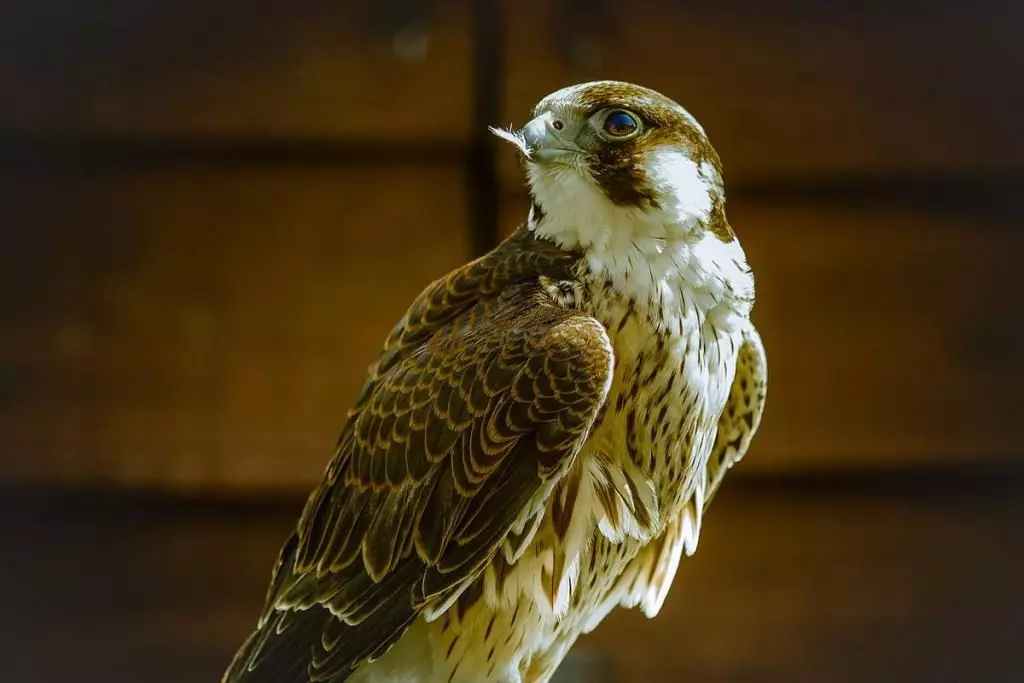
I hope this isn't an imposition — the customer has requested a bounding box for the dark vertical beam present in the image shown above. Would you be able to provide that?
[466,0,504,257]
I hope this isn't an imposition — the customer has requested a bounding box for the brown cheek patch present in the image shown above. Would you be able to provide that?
[588,143,660,209]
[588,128,722,215]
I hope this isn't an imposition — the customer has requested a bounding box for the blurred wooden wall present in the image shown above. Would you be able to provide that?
[2,0,1023,488]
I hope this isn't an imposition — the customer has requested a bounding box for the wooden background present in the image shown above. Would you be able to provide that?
[1,1,1022,681]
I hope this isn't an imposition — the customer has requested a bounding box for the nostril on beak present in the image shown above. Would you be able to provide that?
[551,119,565,131]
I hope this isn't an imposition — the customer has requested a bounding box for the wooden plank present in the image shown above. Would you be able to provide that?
[0,0,472,139]
[501,195,1024,470]
[4,480,1021,682]
[499,0,1024,185]
[736,200,1024,469]
[0,165,468,489]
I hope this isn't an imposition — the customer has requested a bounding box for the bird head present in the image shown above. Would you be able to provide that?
[492,80,735,252]
[492,80,752,314]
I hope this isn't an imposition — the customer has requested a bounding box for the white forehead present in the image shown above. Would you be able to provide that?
[535,80,706,136]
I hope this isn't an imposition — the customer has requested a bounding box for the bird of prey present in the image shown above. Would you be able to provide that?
[223,80,767,683]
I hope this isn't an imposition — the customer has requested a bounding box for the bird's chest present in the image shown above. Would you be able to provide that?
[587,290,740,511]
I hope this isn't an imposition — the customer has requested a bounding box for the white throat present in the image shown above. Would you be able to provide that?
[527,149,754,322]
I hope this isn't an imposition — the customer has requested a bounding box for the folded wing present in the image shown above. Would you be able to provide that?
[223,283,614,683]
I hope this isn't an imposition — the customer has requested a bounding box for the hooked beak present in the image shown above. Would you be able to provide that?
[489,112,583,161]
[521,112,584,162]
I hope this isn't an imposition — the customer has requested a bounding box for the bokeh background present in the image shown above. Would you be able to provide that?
[2,1,1023,681]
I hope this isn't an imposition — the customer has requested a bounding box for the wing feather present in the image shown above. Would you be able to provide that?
[223,274,612,683]
[705,325,767,510]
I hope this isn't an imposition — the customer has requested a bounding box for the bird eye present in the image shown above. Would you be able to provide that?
[600,110,641,140]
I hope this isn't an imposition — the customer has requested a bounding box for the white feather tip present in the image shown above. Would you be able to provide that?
[489,125,532,159]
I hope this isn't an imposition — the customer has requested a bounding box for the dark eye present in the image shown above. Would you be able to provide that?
[601,110,640,139]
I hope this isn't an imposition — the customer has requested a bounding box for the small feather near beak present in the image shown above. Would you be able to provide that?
[489,125,532,159]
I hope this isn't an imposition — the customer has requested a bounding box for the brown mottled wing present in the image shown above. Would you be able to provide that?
[223,283,612,683]
[704,324,767,510]
[612,323,766,620]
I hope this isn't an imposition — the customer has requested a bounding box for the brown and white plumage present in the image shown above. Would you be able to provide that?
[223,81,767,683]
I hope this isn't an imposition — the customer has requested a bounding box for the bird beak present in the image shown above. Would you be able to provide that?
[520,113,583,162]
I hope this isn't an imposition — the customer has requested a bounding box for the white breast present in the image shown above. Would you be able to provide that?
[523,141,754,550]
[527,147,754,320]
[584,284,742,537]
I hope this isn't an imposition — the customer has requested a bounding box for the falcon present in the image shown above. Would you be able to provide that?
[223,80,767,683]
